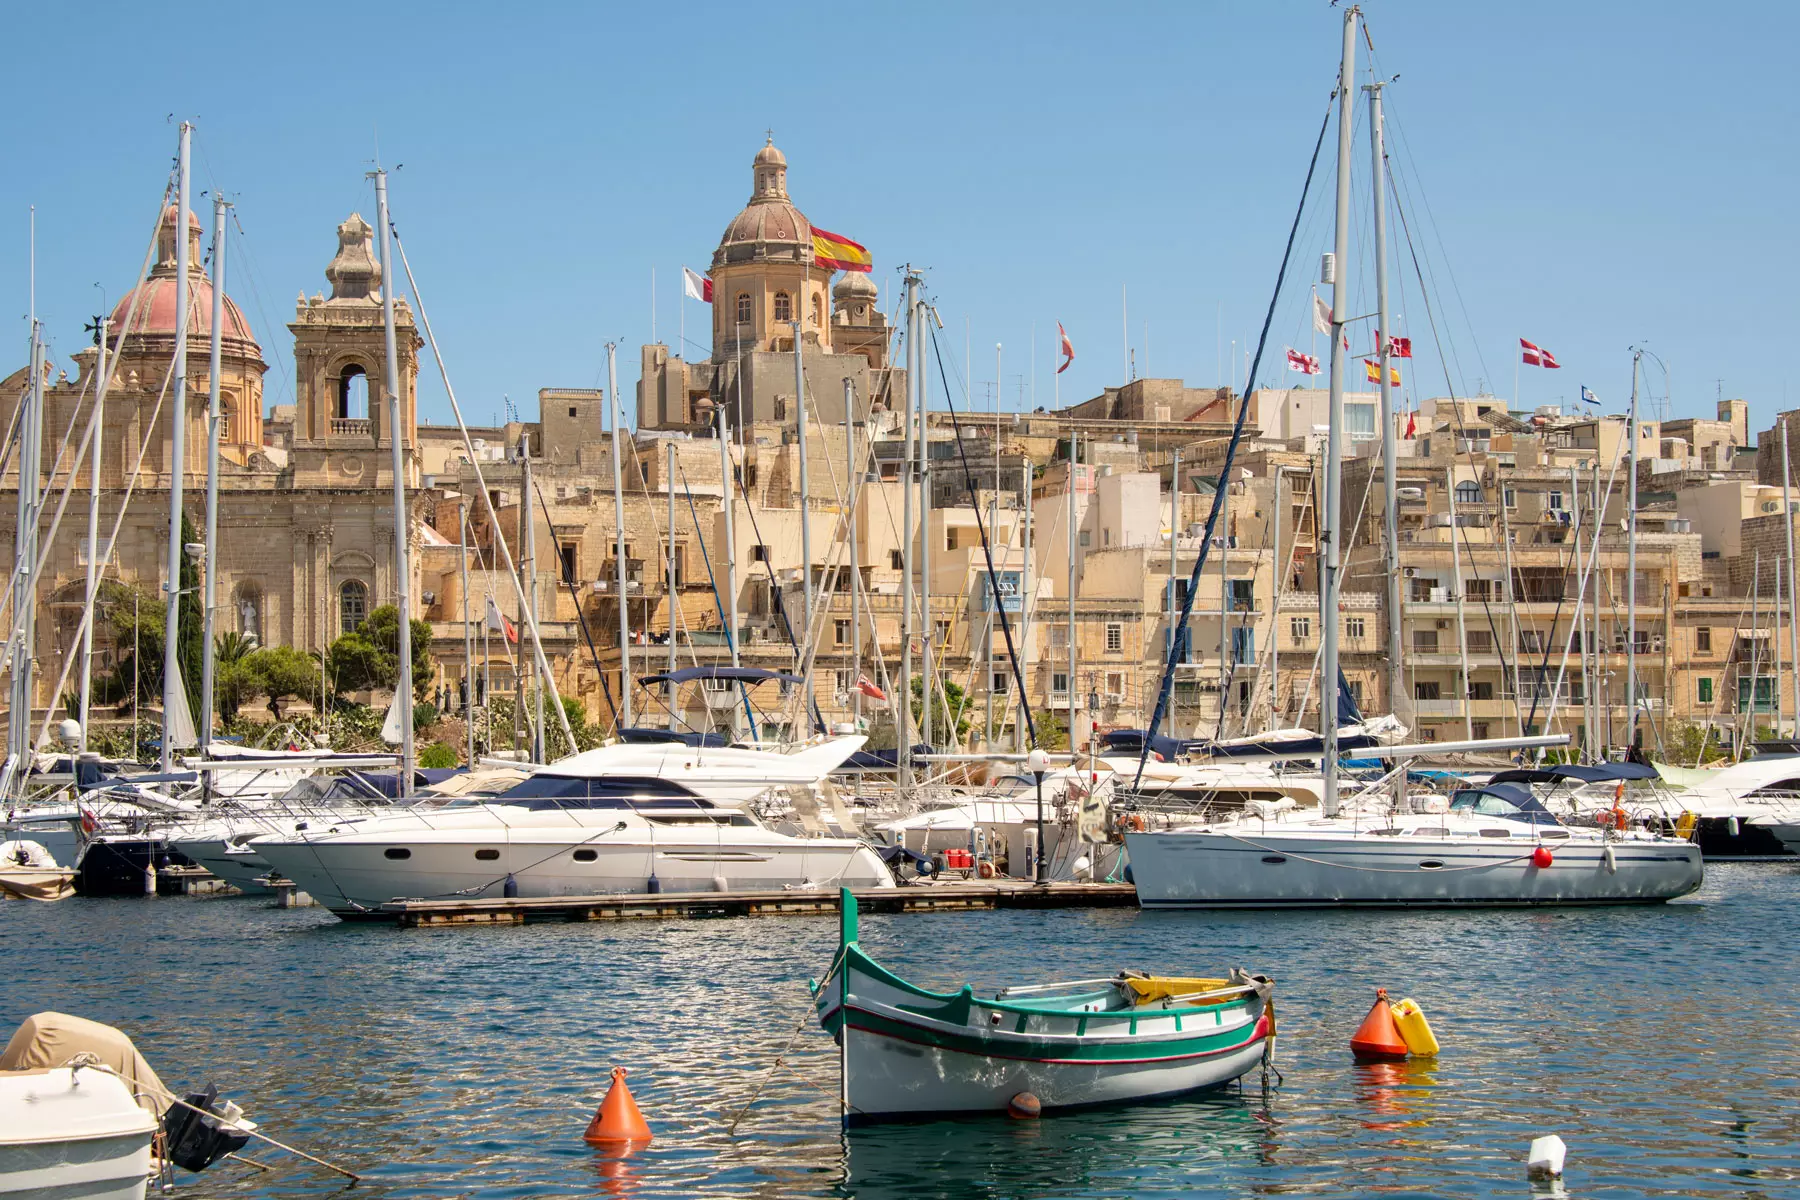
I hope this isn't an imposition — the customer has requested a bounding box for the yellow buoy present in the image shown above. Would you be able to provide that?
[1389,997,1440,1057]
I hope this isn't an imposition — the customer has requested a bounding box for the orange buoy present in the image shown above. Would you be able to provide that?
[1349,987,1409,1061]
[1008,1092,1042,1119]
[583,1067,653,1144]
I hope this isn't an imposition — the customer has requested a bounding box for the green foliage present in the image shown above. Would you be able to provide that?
[413,701,439,732]
[326,631,390,693]
[210,632,264,723]
[363,605,434,700]
[251,645,319,718]
[175,514,204,718]
[417,741,460,769]
[910,675,972,747]
[99,580,165,711]
[1030,712,1069,752]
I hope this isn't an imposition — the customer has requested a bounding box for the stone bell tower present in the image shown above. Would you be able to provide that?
[289,212,422,464]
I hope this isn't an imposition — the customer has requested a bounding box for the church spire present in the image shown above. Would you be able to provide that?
[752,135,788,200]
[324,212,382,301]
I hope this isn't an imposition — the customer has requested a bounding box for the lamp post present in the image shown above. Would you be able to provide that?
[1026,747,1050,884]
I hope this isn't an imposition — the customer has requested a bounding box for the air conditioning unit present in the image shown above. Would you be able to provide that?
[1103,692,1124,704]
[1397,487,1424,500]
[1650,636,1665,652]
[1436,619,1450,630]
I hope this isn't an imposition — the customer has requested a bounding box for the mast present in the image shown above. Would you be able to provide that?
[199,192,227,762]
[160,122,192,773]
[1368,78,1405,732]
[516,435,533,756]
[793,318,812,723]
[1217,483,1231,737]
[1067,431,1078,751]
[1626,351,1641,747]
[460,499,474,765]
[374,168,414,789]
[1320,6,1357,816]
[79,315,108,753]
[898,270,918,791]
[718,403,740,701]
[12,317,43,763]
[667,440,678,681]
[1447,466,1473,740]
[1271,465,1280,725]
[608,343,632,728]
[1785,417,1800,727]
[846,380,860,729]
[1017,458,1032,752]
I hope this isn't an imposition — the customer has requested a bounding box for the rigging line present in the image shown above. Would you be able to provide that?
[222,207,296,413]
[925,321,1036,749]
[388,223,576,754]
[1136,102,1335,789]
[676,460,757,734]
[528,475,615,736]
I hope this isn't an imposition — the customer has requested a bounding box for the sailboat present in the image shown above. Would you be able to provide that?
[1120,6,1702,908]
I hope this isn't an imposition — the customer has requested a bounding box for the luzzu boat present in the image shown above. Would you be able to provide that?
[811,889,1274,1122]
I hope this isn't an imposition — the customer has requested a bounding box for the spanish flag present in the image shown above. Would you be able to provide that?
[1364,359,1401,387]
[812,227,872,273]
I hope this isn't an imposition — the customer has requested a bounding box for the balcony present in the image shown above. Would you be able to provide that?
[329,417,373,439]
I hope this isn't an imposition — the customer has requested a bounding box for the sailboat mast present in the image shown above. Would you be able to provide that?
[1626,351,1641,747]
[1368,79,1404,735]
[794,318,812,721]
[846,380,860,729]
[1784,417,1800,726]
[12,321,43,764]
[609,343,631,728]
[373,169,414,790]
[79,315,108,753]
[899,271,918,791]
[1320,6,1358,816]
[160,122,192,773]
[1067,431,1078,748]
[517,434,535,756]
[199,193,227,761]
[667,440,677,680]
[460,500,474,765]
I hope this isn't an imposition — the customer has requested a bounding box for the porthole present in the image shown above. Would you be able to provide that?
[1261,856,1287,865]
[573,849,597,863]
[1418,860,1445,870]
[475,849,500,861]
[384,848,411,860]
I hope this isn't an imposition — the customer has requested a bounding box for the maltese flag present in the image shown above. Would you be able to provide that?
[485,596,518,644]
[682,266,712,303]
[1521,338,1560,369]
[1056,322,1075,374]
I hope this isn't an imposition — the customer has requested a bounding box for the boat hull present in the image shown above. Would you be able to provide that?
[171,840,275,891]
[0,1069,155,1200]
[75,839,197,898]
[1124,831,1703,907]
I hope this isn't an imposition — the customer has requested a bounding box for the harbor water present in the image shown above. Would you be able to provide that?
[5,864,1798,1199]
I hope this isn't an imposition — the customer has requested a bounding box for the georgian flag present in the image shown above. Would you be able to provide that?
[1285,347,1321,375]
[1056,322,1075,374]
[682,266,712,303]
[1521,338,1560,369]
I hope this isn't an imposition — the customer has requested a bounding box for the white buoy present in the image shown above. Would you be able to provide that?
[1072,855,1092,879]
[1602,845,1617,874]
[1527,1134,1566,1180]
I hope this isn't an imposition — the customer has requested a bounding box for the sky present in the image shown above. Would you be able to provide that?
[4,1,1793,431]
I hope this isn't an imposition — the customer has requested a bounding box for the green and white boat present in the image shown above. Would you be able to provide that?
[811,889,1275,1122]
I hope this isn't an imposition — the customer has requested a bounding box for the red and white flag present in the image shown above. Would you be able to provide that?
[1404,410,1418,438]
[1520,338,1560,369]
[1313,293,1333,335]
[485,596,518,644]
[1284,347,1321,375]
[78,806,100,836]
[1378,332,1413,358]
[1056,322,1075,374]
[854,673,887,702]
[682,266,712,303]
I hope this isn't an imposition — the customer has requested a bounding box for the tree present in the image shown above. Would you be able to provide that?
[417,742,460,769]
[362,604,434,701]
[176,513,204,719]
[212,631,263,723]
[326,630,390,693]
[910,675,972,748]
[100,580,165,711]
[252,645,319,718]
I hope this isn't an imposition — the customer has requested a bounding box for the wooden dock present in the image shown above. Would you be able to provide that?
[377,881,1139,927]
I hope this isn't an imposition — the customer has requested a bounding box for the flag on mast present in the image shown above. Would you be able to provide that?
[682,266,712,303]
[1056,322,1075,374]
[1285,347,1321,375]
[1520,338,1560,368]
[1404,410,1418,438]
[1580,385,1598,406]
[1312,292,1332,335]
[485,596,518,644]
[1377,331,1412,358]
[854,673,887,703]
[811,228,872,273]
[1363,360,1401,386]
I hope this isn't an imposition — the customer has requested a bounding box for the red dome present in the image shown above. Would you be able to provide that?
[108,273,257,348]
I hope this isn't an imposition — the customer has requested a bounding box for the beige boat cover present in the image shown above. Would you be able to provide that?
[0,1012,170,1114]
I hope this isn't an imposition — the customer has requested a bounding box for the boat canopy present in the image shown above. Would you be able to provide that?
[1448,781,1562,823]
[617,727,732,747]
[638,666,802,686]
[839,744,936,772]
[0,1011,170,1115]
[1489,762,1661,786]
[1100,730,1204,761]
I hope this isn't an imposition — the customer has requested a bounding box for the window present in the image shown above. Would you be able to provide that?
[1290,616,1311,639]
[1455,482,1482,505]
[337,365,369,420]
[1231,627,1254,665]
[1105,670,1126,696]
[935,619,952,645]
[1470,680,1495,700]
[1415,681,1442,701]
[1345,616,1365,639]
[773,396,788,421]
[1413,629,1439,652]
[945,528,958,551]
[1503,487,1518,509]
[1696,627,1712,653]
[810,294,822,326]
[1420,727,1437,742]
[773,292,792,323]
[1410,577,1437,602]
[1466,629,1494,653]
[1470,722,1490,740]
[1227,579,1255,612]
[1698,677,1714,704]
[991,670,1010,693]
[665,542,685,588]
[568,406,579,419]
[559,544,578,584]
[751,544,769,563]
[1465,578,1496,601]
[1051,671,1070,695]
[834,669,853,694]
[1345,403,1377,440]
[1079,530,1091,547]
[835,619,851,645]
[1547,491,1565,511]
[735,294,751,324]
[1049,626,1069,653]
[889,550,903,570]
[1105,622,1123,653]
[339,580,368,634]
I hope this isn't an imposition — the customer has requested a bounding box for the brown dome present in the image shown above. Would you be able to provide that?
[715,137,813,266]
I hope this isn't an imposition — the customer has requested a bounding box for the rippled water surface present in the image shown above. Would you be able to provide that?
[5,865,1799,1198]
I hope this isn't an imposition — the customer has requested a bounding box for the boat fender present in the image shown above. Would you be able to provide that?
[503,873,519,898]
[1602,845,1617,874]
[1388,997,1440,1057]
[1527,1134,1566,1180]
[646,872,662,894]
[1349,987,1410,1061]
[1008,1092,1042,1120]
[1531,845,1553,868]
[977,861,996,879]
[1674,811,1697,840]
[1728,816,1741,837]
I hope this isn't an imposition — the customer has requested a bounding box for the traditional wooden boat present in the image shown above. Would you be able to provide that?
[811,889,1274,1122]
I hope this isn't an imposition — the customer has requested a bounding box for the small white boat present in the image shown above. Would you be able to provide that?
[0,839,75,901]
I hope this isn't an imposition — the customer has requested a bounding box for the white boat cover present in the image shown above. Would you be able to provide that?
[0,1012,169,1114]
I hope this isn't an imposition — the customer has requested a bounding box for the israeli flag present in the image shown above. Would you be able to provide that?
[1580,385,1598,406]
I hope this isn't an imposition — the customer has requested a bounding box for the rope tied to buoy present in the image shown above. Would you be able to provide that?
[726,944,847,1136]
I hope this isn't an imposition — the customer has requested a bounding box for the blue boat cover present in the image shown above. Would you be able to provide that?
[1449,780,1562,823]
[1489,762,1661,786]
[838,744,935,772]
[617,727,732,747]
[638,666,802,686]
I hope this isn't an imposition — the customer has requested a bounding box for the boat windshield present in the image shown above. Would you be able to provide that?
[492,774,716,812]
[1448,786,1561,825]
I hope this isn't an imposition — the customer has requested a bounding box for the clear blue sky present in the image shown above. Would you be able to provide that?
[5,1,1792,430]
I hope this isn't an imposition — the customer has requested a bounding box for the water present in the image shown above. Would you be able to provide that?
[6,865,1799,1199]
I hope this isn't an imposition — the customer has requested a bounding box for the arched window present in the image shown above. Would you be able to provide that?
[809,293,822,326]
[735,294,752,325]
[339,580,368,634]
[234,583,263,642]
[1454,481,1483,506]
[773,292,792,323]
[338,365,369,419]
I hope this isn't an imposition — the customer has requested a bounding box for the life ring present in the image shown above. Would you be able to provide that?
[977,861,996,879]
[1597,805,1629,831]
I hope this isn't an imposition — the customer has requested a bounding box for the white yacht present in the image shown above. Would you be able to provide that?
[1124,781,1703,908]
[1642,756,1800,859]
[251,738,894,917]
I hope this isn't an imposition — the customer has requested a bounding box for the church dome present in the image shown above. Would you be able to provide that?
[833,271,877,301]
[107,205,258,350]
[716,137,811,266]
